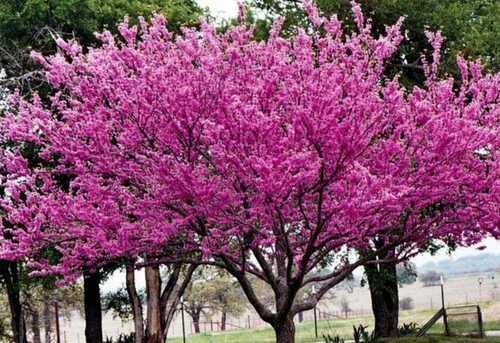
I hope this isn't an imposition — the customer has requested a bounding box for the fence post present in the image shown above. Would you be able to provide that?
[477,306,484,338]
[440,278,449,336]
[313,306,318,339]
[54,302,61,343]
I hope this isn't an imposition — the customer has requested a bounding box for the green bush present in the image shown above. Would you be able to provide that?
[399,322,420,336]
[104,333,135,343]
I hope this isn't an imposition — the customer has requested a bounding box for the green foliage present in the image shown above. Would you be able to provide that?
[184,268,247,321]
[397,262,418,287]
[323,333,345,343]
[104,333,135,343]
[0,0,202,48]
[250,0,499,85]
[102,287,145,322]
[398,322,420,336]
[352,325,379,343]
[0,0,203,92]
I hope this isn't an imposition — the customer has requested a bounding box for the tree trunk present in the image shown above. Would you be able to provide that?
[126,265,144,343]
[273,315,295,343]
[161,264,197,341]
[365,261,399,338]
[297,311,303,323]
[83,272,103,343]
[31,309,41,343]
[43,300,52,343]
[1,261,27,343]
[220,310,226,331]
[191,311,201,333]
[145,266,162,343]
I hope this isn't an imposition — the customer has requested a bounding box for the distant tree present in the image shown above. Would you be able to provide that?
[399,297,414,311]
[103,287,145,323]
[204,272,246,331]
[340,297,351,319]
[397,263,418,287]
[184,268,246,333]
[420,271,442,287]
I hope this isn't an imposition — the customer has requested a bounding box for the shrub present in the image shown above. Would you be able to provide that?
[398,322,420,336]
[399,297,414,310]
[352,325,378,343]
[323,334,345,343]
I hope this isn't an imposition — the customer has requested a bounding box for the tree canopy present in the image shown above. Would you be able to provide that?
[0,2,499,343]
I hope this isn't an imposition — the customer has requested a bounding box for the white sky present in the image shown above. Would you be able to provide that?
[196,0,239,20]
[103,238,500,292]
[412,237,500,266]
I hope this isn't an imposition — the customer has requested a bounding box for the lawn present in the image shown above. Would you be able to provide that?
[167,309,500,343]
[388,336,500,343]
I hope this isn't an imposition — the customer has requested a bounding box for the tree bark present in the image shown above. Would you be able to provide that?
[365,260,399,338]
[31,309,41,343]
[220,310,226,331]
[83,272,103,343]
[145,266,162,343]
[43,300,52,343]
[1,261,27,343]
[126,265,144,343]
[273,315,295,343]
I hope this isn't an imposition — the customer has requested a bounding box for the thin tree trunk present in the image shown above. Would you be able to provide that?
[1,261,28,343]
[273,315,295,343]
[365,261,399,338]
[83,272,103,343]
[191,311,201,334]
[43,300,52,343]
[31,309,41,343]
[161,264,197,341]
[126,265,144,343]
[220,310,226,331]
[145,266,162,343]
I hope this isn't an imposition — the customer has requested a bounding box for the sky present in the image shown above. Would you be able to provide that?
[196,0,239,20]
[103,238,500,292]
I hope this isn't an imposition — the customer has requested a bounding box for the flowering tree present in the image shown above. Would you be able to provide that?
[1,2,498,343]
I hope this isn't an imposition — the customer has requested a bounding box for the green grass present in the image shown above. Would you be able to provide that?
[428,320,500,334]
[167,316,374,343]
[167,315,500,343]
[387,336,500,343]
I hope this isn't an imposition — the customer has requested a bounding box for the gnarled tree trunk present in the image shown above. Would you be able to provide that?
[273,315,295,343]
[145,266,162,343]
[365,260,399,338]
[83,272,103,343]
